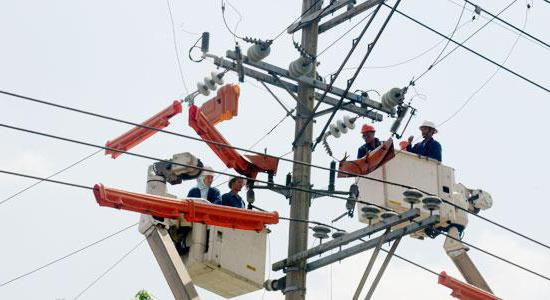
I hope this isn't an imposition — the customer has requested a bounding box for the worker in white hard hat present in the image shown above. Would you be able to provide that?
[406,120,442,162]
[187,166,221,203]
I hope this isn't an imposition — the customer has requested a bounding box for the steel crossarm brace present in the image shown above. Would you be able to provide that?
[212,55,383,120]
[364,236,401,300]
[305,215,439,272]
[287,0,357,33]
[319,0,385,33]
[352,228,389,300]
[224,50,392,115]
[272,209,420,271]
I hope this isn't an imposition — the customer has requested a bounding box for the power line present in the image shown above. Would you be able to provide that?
[328,19,475,74]
[429,1,467,66]
[313,0,403,150]
[0,126,394,213]
[409,0,519,85]
[0,222,138,288]
[293,0,387,147]
[385,3,550,94]
[462,0,550,50]
[2,90,550,251]
[0,149,101,207]
[0,169,93,191]
[4,169,548,287]
[165,0,190,94]
[437,5,529,127]
[438,231,550,282]
[72,238,146,300]
[0,89,425,195]
[317,11,374,57]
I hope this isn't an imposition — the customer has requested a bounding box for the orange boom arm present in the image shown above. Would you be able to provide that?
[105,101,182,159]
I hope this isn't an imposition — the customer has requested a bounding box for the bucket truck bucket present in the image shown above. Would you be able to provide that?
[105,101,182,158]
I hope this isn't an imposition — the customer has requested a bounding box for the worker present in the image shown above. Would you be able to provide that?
[407,120,442,162]
[187,167,221,203]
[217,177,246,208]
[357,123,381,159]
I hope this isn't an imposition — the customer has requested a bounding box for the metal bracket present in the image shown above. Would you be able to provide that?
[212,55,383,120]
[319,0,385,33]
[287,0,357,33]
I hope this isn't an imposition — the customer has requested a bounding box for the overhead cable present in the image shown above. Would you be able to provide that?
[0,222,138,288]
[2,90,550,251]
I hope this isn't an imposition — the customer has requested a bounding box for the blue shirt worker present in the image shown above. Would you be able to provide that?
[217,177,246,208]
[357,123,381,159]
[187,167,221,203]
[406,120,442,162]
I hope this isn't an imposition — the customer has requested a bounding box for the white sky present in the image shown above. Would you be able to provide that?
[1,0,550,299]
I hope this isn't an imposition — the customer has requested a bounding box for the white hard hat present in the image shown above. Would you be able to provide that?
[419,120,438,133]
[201,166,214,177]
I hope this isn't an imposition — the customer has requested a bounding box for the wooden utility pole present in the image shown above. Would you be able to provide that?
[285,1,321,299]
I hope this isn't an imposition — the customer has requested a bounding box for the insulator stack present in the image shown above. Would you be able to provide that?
[324,115,357,139]
[247,44,271,62]
[381,87,405,110]
[288,57,314,78]
[197,71,225,96]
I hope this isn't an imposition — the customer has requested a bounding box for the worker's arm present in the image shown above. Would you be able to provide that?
[210,188,221,203]
[357,145,366,159]
[432,141,442,162]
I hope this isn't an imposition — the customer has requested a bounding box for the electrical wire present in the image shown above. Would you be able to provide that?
[5,171,548,287]
[0,127,394,213]
[459,0,550,50]
[317,11,374,57]
[165,0,190,94]
[271,0,324,42]
[0,222,138,288]
[438,4,529,127]
[0,149,101,207]
[430,1,467,66]
[438,231,550,282]
[328,19,474,75]
[390,1,550,95]
[2,90,550,251]
[409,0,519,86]
[292,0,387,147]
[312,0,403,150]
[221,0,243,42]
[72,238,147,300]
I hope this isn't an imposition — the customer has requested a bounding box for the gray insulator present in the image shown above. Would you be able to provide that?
[247,44,271,62]
[312,225,331,234]
[343,115,356,129]
[403,190,423,199]
[422,196,442,211]
[197,82,210,96]
[332,231,346,239]
[380,211,398,219]
[211,71,224,85]
[381,87,405,109]
[404,197,421,205]
[313,232,329,239]
[361,206,380,220]
[289,57,313,78]
[329,124,341,138]
[204,77,217,91]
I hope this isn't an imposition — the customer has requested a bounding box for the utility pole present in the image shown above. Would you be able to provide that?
[286,1,321,299]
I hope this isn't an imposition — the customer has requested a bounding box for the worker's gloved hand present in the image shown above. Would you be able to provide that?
[407,135,414,143]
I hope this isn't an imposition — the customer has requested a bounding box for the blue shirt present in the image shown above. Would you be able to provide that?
[217,192,245,208]
[187,187,221,204]
[357,138,381,159]
[407,138,442,162]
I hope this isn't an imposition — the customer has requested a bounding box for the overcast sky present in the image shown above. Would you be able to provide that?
[1,0,549,299]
